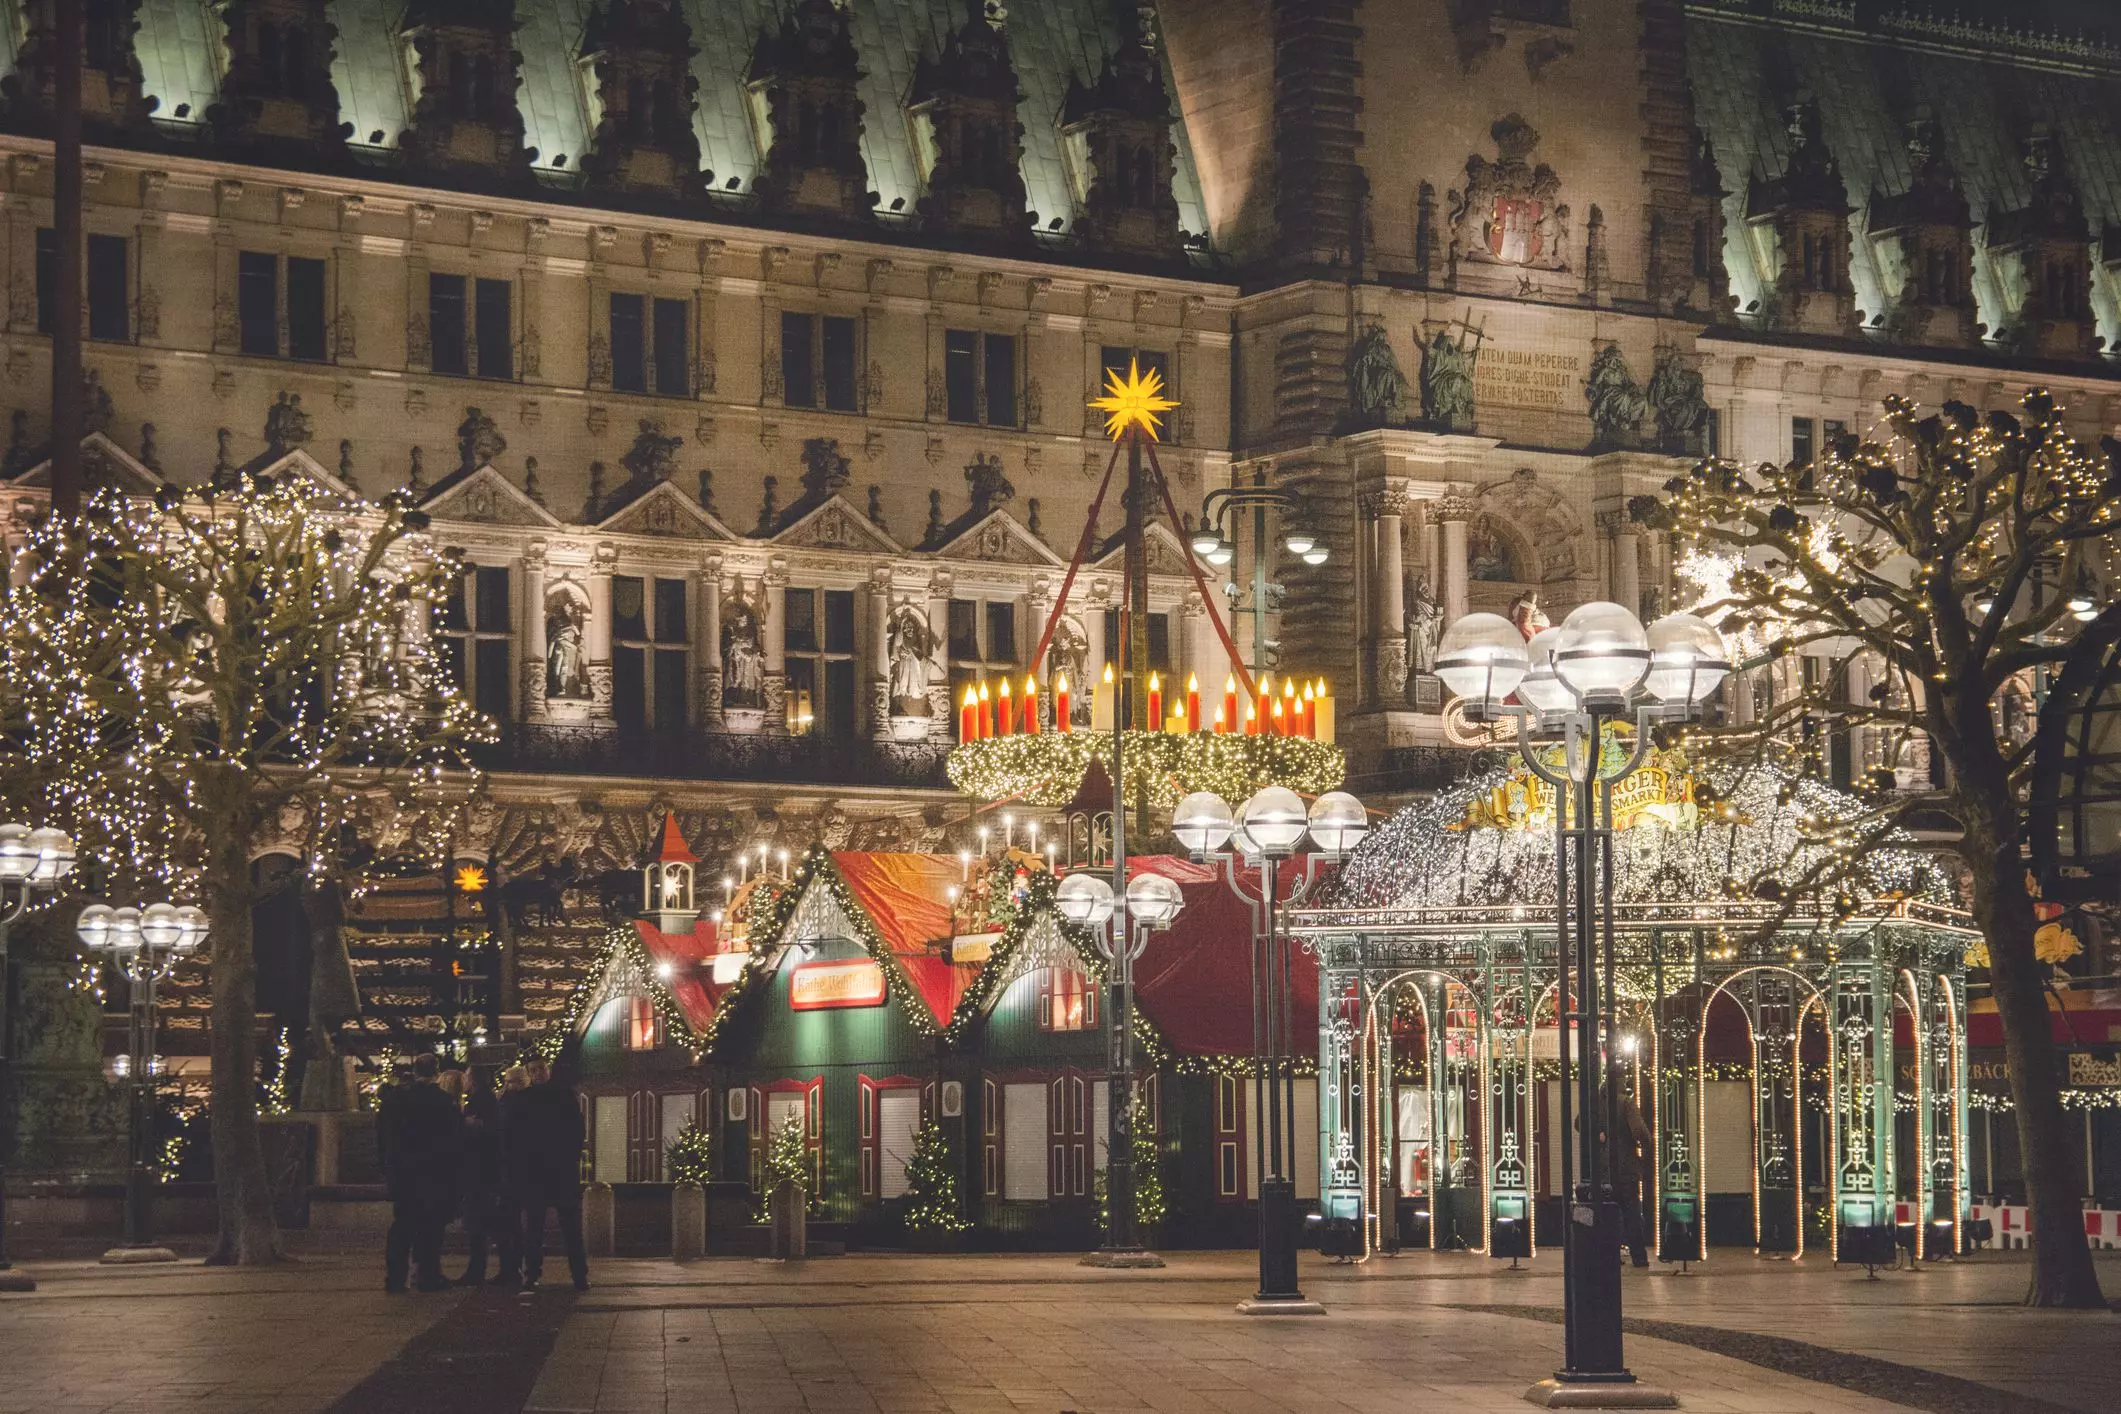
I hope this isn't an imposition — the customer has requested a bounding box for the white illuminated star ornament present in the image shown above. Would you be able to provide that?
[1090,357,1178,443]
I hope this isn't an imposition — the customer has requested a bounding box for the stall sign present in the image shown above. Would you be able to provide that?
[790,958,887,1011]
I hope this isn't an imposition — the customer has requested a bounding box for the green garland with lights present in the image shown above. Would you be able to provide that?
[948,730,1345,810]
[537,921,760,1060]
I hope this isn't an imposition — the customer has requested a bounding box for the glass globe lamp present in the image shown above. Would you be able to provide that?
[1301,546,1329,566]
[1516,627,1574,717]
[1124,872,1186,927]
[1552,601,1651,707]
[1240,786,1310,857]
[140,902,184,951]
[0,824,33,883]
[108,906,144,958]
[1643,612,1731,706]
[1191,526,1224,559]
[1306,792,1367,856]
[26,825,75,884]
[1172,791,1235,856]
[1435,613,1529,708]
[75,903,115,953]
[174,905,209,955]
[1283,526,1318,557]
[1055,871,1116,927]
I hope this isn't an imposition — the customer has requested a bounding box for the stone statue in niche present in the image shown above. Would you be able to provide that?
[1405,576,1442,679]
[1583,343,1646,451]
[721,582,766,711]
[886,602,933,717]
[1419,323,1480,431]
[1466,513,1522,582]
[965,452,1015,514]
[1046,614,1089,693]
[1448,114,1570,273]
[620,419,682,485]
[1646,346,1708,454]
[263,391,313,456]
[799,437,852,501]
[545,588,592,700]
[1346,322,1407,426]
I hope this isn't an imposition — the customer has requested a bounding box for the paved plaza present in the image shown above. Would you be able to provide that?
[0,1249,2115,1414]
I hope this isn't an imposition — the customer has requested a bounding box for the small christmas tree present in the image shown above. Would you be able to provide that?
[761,1112,812,1220]
[666,1119,714,1188]
[1094,1095,1165,1235]
[902,1117,970,1234]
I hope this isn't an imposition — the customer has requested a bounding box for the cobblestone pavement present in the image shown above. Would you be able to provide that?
[1,1249,2115,1414]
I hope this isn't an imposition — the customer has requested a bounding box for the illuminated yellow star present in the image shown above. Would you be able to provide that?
[1090,358,1178,442]
[454,864,488,894]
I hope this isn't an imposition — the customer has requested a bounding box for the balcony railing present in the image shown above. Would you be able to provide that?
[476,722,953,790]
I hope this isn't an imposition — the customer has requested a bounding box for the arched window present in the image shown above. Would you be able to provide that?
[1037,967,1099,1032]
[622,994,659,1051]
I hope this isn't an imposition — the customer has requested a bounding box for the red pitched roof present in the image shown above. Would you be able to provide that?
[830,852,980,1028]
[651,812,697,866]
[1128,856,1319,1057]
[631,915,729,1034]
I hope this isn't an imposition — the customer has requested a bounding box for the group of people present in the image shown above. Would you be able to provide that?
[375,1050,591,1293]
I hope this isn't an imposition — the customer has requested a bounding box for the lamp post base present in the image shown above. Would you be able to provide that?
[1080,1247,1165,1269]
[1235,1296,1327,1316]
[1524,1376,1675,1409]
[0,1269,34,1292]
[98,1245,178,1265]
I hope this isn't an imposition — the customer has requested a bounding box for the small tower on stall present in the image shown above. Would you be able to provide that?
[641,812,699,933]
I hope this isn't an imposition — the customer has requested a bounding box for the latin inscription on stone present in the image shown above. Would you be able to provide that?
[1474,347,1581,412]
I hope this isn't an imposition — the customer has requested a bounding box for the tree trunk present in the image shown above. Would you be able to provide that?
[1960,802,2104,1307]
[203,834,284,1264]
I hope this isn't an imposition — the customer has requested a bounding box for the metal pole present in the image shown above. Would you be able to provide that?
[1252,468,1270,673]
[123,969,154,1248]
[1553,760,1575,1365]
[0,903,23,1283]
[50,0,85,518]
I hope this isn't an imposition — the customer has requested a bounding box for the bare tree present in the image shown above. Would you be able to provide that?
[0,475,491,1264]
[1659,392,2115,1307]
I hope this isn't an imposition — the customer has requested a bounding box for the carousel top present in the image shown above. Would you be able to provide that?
[1330,742,1957,915]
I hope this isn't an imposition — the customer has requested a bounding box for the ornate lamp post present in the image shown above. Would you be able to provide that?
[77,900,207,1262]
[1172,786,1368,1314]
[0,822,77,1291]
[1191,479,1328,673]
[1062,867,1184,1268]
[1437,602,1726,1407]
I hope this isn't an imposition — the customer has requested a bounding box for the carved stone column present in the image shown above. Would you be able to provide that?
[1081,583,1110,700]
[1373,486,1409,702]
[1182,591,1219,712]
[1435,491,1472,625]
[698,555,724,728]
[1601,510,1642,619]
[869,566,894,742]
[586,544,615,718]
[520,542,548,724]
[926,568,954,739]
[763,561,788,735]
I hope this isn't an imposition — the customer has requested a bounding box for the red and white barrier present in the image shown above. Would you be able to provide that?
[1963,1202,2121,1250]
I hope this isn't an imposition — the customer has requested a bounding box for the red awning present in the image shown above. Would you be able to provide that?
[831,852,981,1028]
[1129,856,1318,1057]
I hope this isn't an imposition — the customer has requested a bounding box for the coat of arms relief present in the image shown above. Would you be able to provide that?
[1448,114,1571,288]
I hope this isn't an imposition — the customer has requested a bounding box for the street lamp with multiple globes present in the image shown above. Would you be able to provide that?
[1058,867,1185,1268]
[1171,785,1369,1315]
[0,822,77,1291]
[76,900,208,1262]
[1436,601,1727,1407]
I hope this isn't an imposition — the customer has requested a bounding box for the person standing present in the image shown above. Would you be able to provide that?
[457,1074,517,1285]
[380,1052,463,1293]
[509,1056,589,1292]
[1603,1076,1655,1269]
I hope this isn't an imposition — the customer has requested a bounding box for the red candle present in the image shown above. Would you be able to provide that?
[1257,674,1272,736]
[1283,679,1299,737]
[960,687,977,742]
[1270,695,1285,736]
[1245,704,1259,736]
[1302,681,1317,739]
[1212,704,1227,734]
[995,676,1012,737]
[978,682,993,739]
[1147,672,1163,730]
[1022,675,1039,734]
[1055,673,1071,733]
[1222,675,1238,735]
[1185,672,1201,732]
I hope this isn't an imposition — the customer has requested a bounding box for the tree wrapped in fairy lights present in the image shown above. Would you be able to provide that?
[1658,391,2118,1307]
[0,477,492,1265]
[901,1117,970,1235]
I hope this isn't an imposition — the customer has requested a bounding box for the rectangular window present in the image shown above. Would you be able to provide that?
[238,251,278,357]
[1103,612,1171,673]
[1702,407,1722,459]
[474,278,513,381]
[945,329,1019,427]
[1822,418,1847,453]
[786,657,816,734]
[1790,416,1815,468]
[288,257,328,362]
[654,648,689,733]
[947,599,980,661]
[435,565,513,724]
[610,293,646,392]
[825,658,856,740]
[612,575,648,642]
[985,602,1016,665]
[822,316,858,411]
[87,233,128,342]
[653,577,688,645]
[782,310,816,409]
[983,330,1017,426]
[784,588,819,654]
[653,297,690,397]
[612,574,688,733]
[614,646,646,733]
[474,639,511,723]
[1038,969,1100,1032]
[429,274,468,376]
[823,589,856,655]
